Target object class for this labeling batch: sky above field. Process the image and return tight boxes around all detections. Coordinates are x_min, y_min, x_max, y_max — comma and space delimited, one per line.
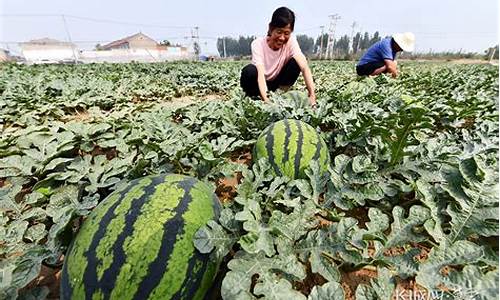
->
1, 0, 498, 55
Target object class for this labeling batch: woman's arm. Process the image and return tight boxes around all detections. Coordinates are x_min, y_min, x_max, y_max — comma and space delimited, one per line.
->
250, 38, 269, 102
293, 54, 316, 106
255, 64, 269, 102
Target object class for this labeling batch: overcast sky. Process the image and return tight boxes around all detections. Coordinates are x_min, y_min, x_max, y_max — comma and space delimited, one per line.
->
1, 0, 498, 55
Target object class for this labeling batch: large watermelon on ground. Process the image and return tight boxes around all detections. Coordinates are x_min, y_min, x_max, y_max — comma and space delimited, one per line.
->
254, 119, 330, 179
61, 174, 221, 300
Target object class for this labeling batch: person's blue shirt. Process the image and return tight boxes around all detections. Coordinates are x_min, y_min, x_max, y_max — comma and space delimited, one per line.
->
357, 38, 397, 66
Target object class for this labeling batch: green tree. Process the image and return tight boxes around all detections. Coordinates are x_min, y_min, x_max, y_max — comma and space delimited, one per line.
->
238, 36, 254, 56
220, 37, 235, 57
314, 33, 328, 57
352, 32, 361, 54
217, 36, 255, 57
193, 42, 201, 56
360, 32, 370, 50
296, 34, 314, 56
217, 37, 228, 57
333, 34, 350, 57
369, 31, 381, 45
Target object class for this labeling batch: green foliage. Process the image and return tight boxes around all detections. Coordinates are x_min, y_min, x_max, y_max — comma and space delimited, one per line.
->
0, 61, 498, 299
216, 36, 255, 57
296, 35, 315, 56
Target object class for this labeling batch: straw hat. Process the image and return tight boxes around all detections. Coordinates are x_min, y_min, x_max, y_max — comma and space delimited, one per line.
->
393, 32, 415, 52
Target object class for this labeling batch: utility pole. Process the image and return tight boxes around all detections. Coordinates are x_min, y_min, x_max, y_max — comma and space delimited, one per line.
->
61, 14, 78, 63
326, 14, 341, 59
318, 26, 324, 59
223, 37, 227, 58
349, 21, 357, 54
191, 26, 200, 56
489, 46, 497, 64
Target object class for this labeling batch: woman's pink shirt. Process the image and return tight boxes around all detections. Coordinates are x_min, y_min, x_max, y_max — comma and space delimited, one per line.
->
251, 35, 302, 81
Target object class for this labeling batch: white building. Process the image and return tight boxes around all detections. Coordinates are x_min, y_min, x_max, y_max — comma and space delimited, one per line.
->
19, 38, 78, 64
99, 32, 158, 50
18, 33, 192, 64
79, 32, 192, 63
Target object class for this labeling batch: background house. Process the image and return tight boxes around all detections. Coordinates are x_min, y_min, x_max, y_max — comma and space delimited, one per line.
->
99, 32, 158, 50
80, 32, 191, 63
19, 38, 78, 64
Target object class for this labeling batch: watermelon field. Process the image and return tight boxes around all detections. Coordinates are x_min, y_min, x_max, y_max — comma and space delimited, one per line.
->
0, 60, 498, 299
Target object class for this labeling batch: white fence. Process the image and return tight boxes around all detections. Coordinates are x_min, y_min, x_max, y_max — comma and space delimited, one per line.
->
19, 48, 194, 64
79, 48, 193, 63
22, 48, 79, 64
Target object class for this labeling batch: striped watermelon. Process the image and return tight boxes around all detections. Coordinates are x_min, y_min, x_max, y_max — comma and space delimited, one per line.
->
61, 174, 221, 300
254, 119, 329, 179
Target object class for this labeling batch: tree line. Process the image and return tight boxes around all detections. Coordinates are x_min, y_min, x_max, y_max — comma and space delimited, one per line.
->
216, 31, 383, 59
216, 33, 498, 61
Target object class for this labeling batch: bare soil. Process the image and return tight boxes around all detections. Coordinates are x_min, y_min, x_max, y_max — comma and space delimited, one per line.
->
61, 109, 92, 123
341, 266, 378, 299
215, 148, 252, 204
21, 266, 61, 300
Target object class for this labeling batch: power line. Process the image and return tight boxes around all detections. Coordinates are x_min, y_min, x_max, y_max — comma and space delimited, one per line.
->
61, 15, 78, 63
0, 14, 61, 17
0, 13, 192, 29
64, 15, 192, 29
296, 26, 323, 33
2, 14, 496, 37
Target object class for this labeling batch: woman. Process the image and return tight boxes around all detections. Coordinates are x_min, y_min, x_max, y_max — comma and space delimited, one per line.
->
240, 7, 316, 107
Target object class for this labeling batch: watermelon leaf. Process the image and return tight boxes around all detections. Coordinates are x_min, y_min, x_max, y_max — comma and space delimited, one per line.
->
220, 270, 255, 300
415, 240, 484, 291
442, 155, 499, 243
222, 251, 306, 299
194, 220, 237, 261
307, 281, 344, 300
447, 266, 499, 300
373, 205, 430, 259
254, 276, 306, 300
236, 199, 275, 257
355, 268, 395, 300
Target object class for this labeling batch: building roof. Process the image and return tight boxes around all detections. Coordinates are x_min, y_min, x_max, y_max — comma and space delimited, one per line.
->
20, 38, 76, 47
100, 32, 158, 50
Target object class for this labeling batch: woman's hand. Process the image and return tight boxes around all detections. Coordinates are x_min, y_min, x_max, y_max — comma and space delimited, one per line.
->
309, 93, 317, 108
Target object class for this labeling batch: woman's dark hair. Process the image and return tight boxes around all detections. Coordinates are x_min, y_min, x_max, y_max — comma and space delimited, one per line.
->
269, 7, 295, 31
